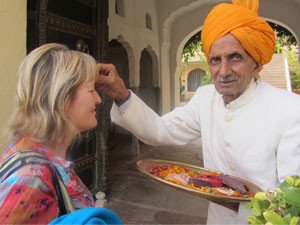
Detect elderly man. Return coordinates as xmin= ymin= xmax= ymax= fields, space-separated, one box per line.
xmin=98 ymin=0 xmax=300 ymax=223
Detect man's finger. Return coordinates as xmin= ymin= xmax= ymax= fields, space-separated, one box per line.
xmin=97 ymin=63 xmax=115 ymax=75
xmin=96 ymin=74 xmax=111 ymax=85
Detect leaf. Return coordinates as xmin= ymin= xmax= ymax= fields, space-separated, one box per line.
xmin=284 ymin=214 xmax=291 ymax=224
xmin=281 ymin=186 xmax=300 ymax=208
xmin=247 ymin=197 xmax=259 ymax=208
xmin=247 ymin=215 xmax=265 ymax=225
xmin=289 ymin=216 xmax=299 ymax=225
xmin=255 ymin=192 xmax=267 ymax=200
xmin=252 ymin=203 xmax=263 ymax=216
xmin=263 ymin=211 xmax=287 ymax=225
xmin=248 ymin=198 xmax=271 ymax=217
xmin=286 ymin=177 xmax=295 ymax=186
xmin=285 ymin=206 xmax=299 ymax=218
xmin=294 ymin=178 xmax=300 ymax=187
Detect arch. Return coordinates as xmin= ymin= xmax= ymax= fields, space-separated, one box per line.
xmin=115 ymin=0 xmax=125 ymax=17
xmin=110 ymin=35 xmax=136 ymax=88
xmin=162 ymin=0 xmax=220 ymax=108
xmin=140 ymin=49 xmax=152 ymax=88
xmin=142 ymin=45 xmax=159 ymax=88
xmin=265 ymin=17 xmax=299 ymax=46
xmin=107 ymin=39 xmax=130 ymax=88
xmin=139 ymin=47 xmax=160 ymax=114
xmin=187 ymin=68 xmax=206 ymax=92
xmin=173 ymin=28 xmax=202 ymax=106
xmin=107 ymin=37 xmax=133 ymax=136
xmin=146 ymin=13 xmax=152 ymax=30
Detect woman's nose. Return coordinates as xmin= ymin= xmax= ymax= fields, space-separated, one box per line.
xmin=95 ymin=91 xmax=102 ymax=105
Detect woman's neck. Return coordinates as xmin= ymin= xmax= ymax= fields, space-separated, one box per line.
xmin=48 ymin=142 xmax=69 ymax=158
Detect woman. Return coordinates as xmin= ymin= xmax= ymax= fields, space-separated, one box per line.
xmin=0 ymin=43 xmax=102 ymax=224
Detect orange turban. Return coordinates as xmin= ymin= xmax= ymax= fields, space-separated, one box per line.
xmin=201 ymin=0 xmax=275 ymax=65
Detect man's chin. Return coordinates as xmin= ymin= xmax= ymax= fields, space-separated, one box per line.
xmin=215 ymin=87 xmax=236 ymax=96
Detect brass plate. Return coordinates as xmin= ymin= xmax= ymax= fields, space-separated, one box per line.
xmin=136 ymin=159 xmax=262 ymax=203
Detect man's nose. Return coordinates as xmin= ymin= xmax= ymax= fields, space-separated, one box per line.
xmin=219 ymin=60 xmax=231 ymax=76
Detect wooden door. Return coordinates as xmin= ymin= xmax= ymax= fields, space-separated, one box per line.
xmin=27 ymin=0 xmax=109 ymax=194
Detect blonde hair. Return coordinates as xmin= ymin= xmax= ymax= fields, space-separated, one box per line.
xmin=7 ymin=43 xmax=98 ymax=146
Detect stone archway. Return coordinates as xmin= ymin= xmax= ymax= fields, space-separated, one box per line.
xmin=139 ymin=48 xmax=160 ymax=113
xmin=107 ymin=39 xmax=130 ymax=88
xmin=187 ymin=68 xmax=206 ymax=92
xmin=107 ymin=39 xmax=132 ymax=139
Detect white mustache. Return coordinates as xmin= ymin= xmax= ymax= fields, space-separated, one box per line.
xmin=215 ymin=75 xmax=239 ymax=83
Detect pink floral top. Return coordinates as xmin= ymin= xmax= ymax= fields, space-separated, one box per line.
xmin=0 ymin=137 xmax=95 ymax=224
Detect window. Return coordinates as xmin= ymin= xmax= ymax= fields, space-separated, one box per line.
xmin=146 ymin=13 xmax=152 ymax=30
xmin=187 ymin=69 xmax=206 ymax=92
xmin=115 ymin=0 xmax=124 ymax=17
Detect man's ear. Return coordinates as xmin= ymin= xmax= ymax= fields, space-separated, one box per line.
xmin=254 ymin=62 xmax=263 ymax=76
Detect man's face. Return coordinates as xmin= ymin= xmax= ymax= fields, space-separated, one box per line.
xmin=208 ymin=34 xmax=262 ymax=104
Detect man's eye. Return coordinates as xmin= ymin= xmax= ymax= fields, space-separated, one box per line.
xmin=210 ymin=57 xmax=220 ymax=64
xmin=231 ymin=54 xmax=242 ymax=61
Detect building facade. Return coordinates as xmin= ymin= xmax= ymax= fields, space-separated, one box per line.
xmin=1 ymin=0 xmax=300 ymax=150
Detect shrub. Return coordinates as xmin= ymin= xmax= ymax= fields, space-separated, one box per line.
xmin=247 ymin=175 xmax=300 ymax=225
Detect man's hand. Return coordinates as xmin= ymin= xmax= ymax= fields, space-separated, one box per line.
xmin=96 ymin=63 xmax=130 ymax=102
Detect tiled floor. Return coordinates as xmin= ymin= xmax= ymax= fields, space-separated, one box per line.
xmin=104 ymin=133 xmax=209 ymax=224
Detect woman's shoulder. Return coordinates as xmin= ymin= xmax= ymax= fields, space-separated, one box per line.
xmin=0 ymin=158 xmax=59 ymax=224
xmin=1 ymin=156 xmax=55 ymax=188
xmin=0 ymin=140 xmax=56 ymax=190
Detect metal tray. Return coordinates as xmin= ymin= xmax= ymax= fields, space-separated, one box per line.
xmin=136 ymin=159 xmax=262 ymax=203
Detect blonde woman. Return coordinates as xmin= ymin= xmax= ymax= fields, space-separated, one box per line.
xmin=0 ymin=43 xmax=104 ymax=224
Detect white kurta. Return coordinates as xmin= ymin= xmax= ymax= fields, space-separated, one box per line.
xmin=111 ymin=79 xmax=300 ymax=223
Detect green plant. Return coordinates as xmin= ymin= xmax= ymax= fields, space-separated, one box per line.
xmin=272 ymin=34 xmax=300 ymax=93
xmin=286 ymin=45 xmax=300 ymax=91
xmin=247 ymin=175 xmax=300 ymax=225
xmin=182 ymin=41 xmax=212 ymax=86
xmin=201 ymin=63 xmax=212 ymax=85
xmin=180 ymin=76 xmax=185 ymax=94
xmin=182 ymin=33 xmax=203 ymax=63
xmin=274 ymin=34 xmax=288 ymax=54
xmin=180 ymin=84 xmax=185 ymax=94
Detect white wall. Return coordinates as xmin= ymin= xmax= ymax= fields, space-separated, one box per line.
xmin=0 ymin=0 xmax=26 ymax=151
xmin=108 ymin=0 xmax=160 ymax=89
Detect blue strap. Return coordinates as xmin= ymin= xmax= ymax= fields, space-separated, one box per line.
xmin=48 ymin=207 xmax=123 ymax=225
